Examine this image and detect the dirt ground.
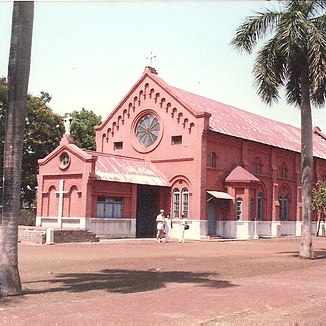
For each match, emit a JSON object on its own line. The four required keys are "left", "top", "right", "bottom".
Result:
{"left": 1, "top": 236, "right": 326, "bottom": 325}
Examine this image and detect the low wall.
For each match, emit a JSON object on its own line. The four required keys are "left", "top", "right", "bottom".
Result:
{"left": 87, "top": 218, "right": 136, "bottom": 239}
{"left": 0, "top": 226, "right": 99, "bottom": 244}
{"left": 19, "top": 227, "right": 46, "bottom": 244}
{"left": 53, "top": 229, "right": 99, "bottom": 243}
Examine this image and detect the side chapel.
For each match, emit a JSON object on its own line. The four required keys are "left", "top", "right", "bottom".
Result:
{"left": 36, "top": 67, "right": 326, "bottom": 240}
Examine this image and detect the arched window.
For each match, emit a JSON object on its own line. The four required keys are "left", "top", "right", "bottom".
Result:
{"left": 279, "top": 194, "right": 289, "bottom": 221}
{"left": 279, "top": 195, "right": 283, "bottom": 220}
{"left": 210, "top": 152, "right": 217, "bottom": 168}
{"left": 250, "top": 198, "right": 254, "bottom": 221}
{"left": 284, "top": 195, "right": 289, "bottom": 221}
{"left": 280, "top": 163, "right": 288, "bottom": 179}
{"left": 257, "top": 192, "right": 263, "bottom": 221}
{"left": 173, "top": 188, "right": 180, "bottom": 219}
{"left": 236, "top": 198, "right": 243, "bottom": 221}
{"left": 253, "top": 158, "right": 262, "bottom": 175}
{"left": 181, "top": 188, "right": 189, "bottom": 218}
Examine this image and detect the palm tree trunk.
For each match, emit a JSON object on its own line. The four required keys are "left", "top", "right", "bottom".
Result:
{"left": 0, "top": 1, "right": 34, "bottom": 296}
{"left": 299, "top": 64, "right": 314, "bottom": 259}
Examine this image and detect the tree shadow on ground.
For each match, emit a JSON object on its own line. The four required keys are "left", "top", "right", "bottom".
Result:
{"left": 278, "top": 249, "right": 326, "bottom": 259}
{"left": 23, "top": 269, "right": 236, "bottom": 295}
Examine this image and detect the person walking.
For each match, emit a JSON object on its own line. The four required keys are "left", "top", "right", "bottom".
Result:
{"left": 156, "top": 209, "right": 165, "bottom": 243}
{"left": 164, "top": 213, "right": 173, "bottom": 242}
{"left": 179, "top": 214, "right": 186, "bottom": 243}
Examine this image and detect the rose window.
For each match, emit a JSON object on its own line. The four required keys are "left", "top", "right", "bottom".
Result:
{"left": 135, "top": 114, "right": 160, "bottom": 147}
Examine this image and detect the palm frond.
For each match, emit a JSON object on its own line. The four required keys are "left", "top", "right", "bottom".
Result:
{"left": 307, "top": 24, "right": 326, "bottom": 105}
{"left": 231, "top": 0, "right": 326, "bottom": 107}
{"left": 285, "top": 60, "right": 302, "bottom": 106}
{"left": 253, "top": 38, "right": 286, "bottom": 105}
{"left": 306, "top": 0, "right": 326, "bottom": 18}
{"left": 275, "top": 10, "right": 311, "bottom": 60}
{"left": 311, "top": 14, "right": 326, "bottom": 31}
{"left": 230, "top": 9, "right": 281, "bottom": 54}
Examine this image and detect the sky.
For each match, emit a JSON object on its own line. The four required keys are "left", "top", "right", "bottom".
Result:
{"left": 0, "top": 1, "right": 325, "bottom": 132}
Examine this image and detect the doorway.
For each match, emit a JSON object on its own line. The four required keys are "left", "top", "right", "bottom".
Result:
{"left": 136, "top": 185, "right": 160, "bottom": 238}
{"left": 207, "top": 200, "right": 217, "bottom": 235}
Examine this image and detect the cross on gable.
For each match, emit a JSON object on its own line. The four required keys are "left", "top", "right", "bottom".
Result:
{"left": 146, "top": 51, "right": 156, "bottom": 67}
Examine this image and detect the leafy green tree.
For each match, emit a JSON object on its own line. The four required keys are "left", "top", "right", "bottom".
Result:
{"left": 0, "top": 79, "right": 64, "bottom": 208}
{"left": 22, "top": 94, "right": 64, "bottom": 207}
{"left": 1, "top": 1, "right": 34, "bottom": 297}
{"left": 68, "top": 108, "right": 101, "bottom": 150}
{"left": 312, "top": 181, "right": 326, "bottom": 236}
{"left": 231, "top": 0, "right": 326, "bottom": 259}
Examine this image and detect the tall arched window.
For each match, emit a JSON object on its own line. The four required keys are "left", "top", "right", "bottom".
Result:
{"left": 236, "top": 198, "right": 243, "bottom": 221}
{"left": 257, "top": 192, "right": 263, "bottom": 221}
{"left": 173, "top": 188, "right": 180, "bottom": 218}
{"left": 279, "top": 194, "right": 289, "bottom": 221}
{"left": 253, "top": 158, "right": 262, "bottom": 175}
{"left": 181, "top": 188, "right": 189, "bottom": 218}
{"left": 284, "top": 195, "right": 289, "bottom": 221}
{"left": 250, "top": 198, "right": 254, "bottom": 221}
{"left": 210, "top": 152, "right": 217, "bottom": 168}
{"left": 279, "top": 195, "right": 283, "bottom": 220}
{"left": 280, "top": 163, "right": 288, "bottom": 179}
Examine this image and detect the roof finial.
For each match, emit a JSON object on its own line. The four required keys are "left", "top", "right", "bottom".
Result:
{"left": 146, "top": 50, "right": 156, "bottom": 67}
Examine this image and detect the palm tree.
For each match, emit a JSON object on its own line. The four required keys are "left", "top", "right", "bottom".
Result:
{"left": 0, "top": 1, "right": 34, "bottom": 296}
{"left": 231, "top": 0, "right": 326, "bottom": 259}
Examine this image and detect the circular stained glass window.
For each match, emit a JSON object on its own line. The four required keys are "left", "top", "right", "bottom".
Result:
{"left": 135, "top": 114, "right": 160, "bottom": 147}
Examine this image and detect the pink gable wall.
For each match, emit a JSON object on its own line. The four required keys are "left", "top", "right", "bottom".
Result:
{"left": 95, "top": 68, "right": 211, "bottom": 219}
{"left": 37, "top": 136, "right": 96, "bottom": 220}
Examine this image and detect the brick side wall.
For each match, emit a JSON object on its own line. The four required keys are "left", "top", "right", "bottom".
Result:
{"left": 53, "top": 230, "right": 99, "bottom": 243}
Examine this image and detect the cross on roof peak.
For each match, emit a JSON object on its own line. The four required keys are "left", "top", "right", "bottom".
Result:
{"left": 146, "top": 51, "right": 156, "bottom": 67}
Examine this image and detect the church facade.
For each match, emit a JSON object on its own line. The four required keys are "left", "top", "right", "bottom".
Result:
{"left": 36, "top": 67, "right": 326, "bottom": 240}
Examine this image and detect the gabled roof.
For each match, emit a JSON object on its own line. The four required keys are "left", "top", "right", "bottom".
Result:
{"left": 85, "top": 150, "right": 169, "bottom": 187}
{"left": 225, "top": 166, "right": 260, "bottom": 183}
{"left": 167, "top": 86, "right": 326, "bottom": 160}
{"left": 98, "top": 68, "right": 326, "bottom": 160}
{"left": 96, "top": 67, "right": 201, "bottom": 131}
{"left": 38, "top": 135, "right": 96, "bottom": 165}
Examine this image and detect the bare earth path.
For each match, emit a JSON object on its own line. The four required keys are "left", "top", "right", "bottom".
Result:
{"left": 1, "top": 236, "right": 326, "bottom": 325}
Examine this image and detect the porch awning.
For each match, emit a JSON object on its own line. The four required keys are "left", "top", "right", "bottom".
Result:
{"left": 93, "top": 153, "right": 169, "bottom": 187}
{"left": 207, "top": 191, "right": 234, "bottom": 200}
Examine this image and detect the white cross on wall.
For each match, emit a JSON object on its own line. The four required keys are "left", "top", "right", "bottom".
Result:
{"left": 55, "top": 179, "right": 69, "bottom": 228}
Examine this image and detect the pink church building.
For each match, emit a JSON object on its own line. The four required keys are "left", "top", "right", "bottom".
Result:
{"left": 36, "top": 67, "right": 326, "bottom": 240}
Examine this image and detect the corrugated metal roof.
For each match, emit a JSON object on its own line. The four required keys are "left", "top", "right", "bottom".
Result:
{"left": 207, "top": 191, "right": 234, "bottom": 200}
{"left": 167, "top": 85, "right": 326, "bottom": 160}
{"left": 86, "top": 151, "right": 169, "bottom": 187}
